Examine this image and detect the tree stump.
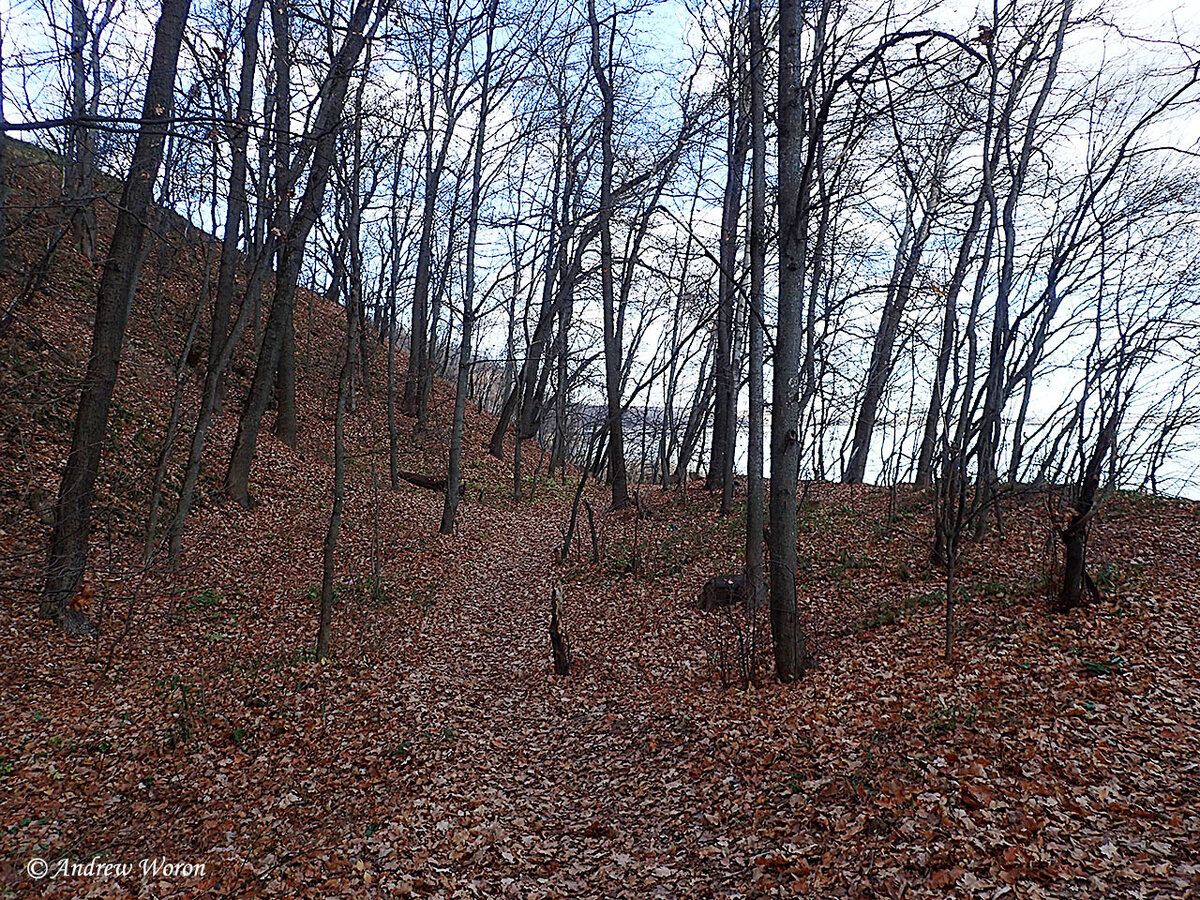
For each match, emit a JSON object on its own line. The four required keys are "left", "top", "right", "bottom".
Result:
{"left": 550, "top": 583, "right": 571, "bottom": 676}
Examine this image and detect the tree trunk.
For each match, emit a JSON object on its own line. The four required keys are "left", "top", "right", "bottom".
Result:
{"left": 210, "top": 0, "right": 265, "bottom": 403}
{"left": 549, "top": 584, "right": 571, "bottom": 676}
{"left": 976, "top": 1, "right": 1072, "bottom": 509}
{"left": 673, "top": 347, "right": 713, "bottom": 486}
{"left": 42, "top": 0, "right": 192, "bottom": 634}
{"left": 768, "top": 0, "right": 816, "bottom": 681}
{"left": 167, "top": 249, "right": 268, "bottom": 567}
{"left": 1057, "top": 411, "right": 1115, "bottom": 611}
{"left": 442, "top": 0, "right": 497, "bottom": 534}
{"left": 271, "top": 0, "right": 297, "bottom": 446}
{"left": 162, "top": 0, "right": 266, "bottom": 565}
{"left": 0, "top": 23, "right": 9, "bottom": 277}
{"left": 316, "top": 246, "right": 360, "bottom": 662}
{"left": 745, "top": 0, "right": 766, "bottom": 608}
{"left": 65, "top": 0, "right": 98, "bottom": 262}
{"left": 588, "top": 0, "right": 630, "bottom": 510}
{"left": 844, "top": 199, "right": 936, "bottom": 484}
{"left": 275, "top": 310, "right": 297, "bottom": 444}
{"left": 143, "top": 261, "right": 207, "bottom": 565}
{"left": 403, "top": 69, "right": 457, "bottom": 429}
{"left": 225, "top": 0, "right": 382, "bottom": 507}
{"left": 709, "top": 53, "right": 746, "bottom": 506}
{"left": 386, "top": 157, "right": 403, "bottom": 489}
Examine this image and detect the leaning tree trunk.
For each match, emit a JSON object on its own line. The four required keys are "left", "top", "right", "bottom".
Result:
{"left": 212, "top": 0, "right": 265, "bottom": 397}
{"left": 42, "top": 0, "right": 192, "bottom": 634}
{"left": 403, "top": 88, "right": 455, "bottom": 428}
{"left": 1056, "top": 411, "right": 1116, "bottom": 612}
{"left": 166, "top": 250, "right": 268, "bottom": 567}
{"left": 914, "top": 87, "right": 999, "bottom": 486}
{"left": 162, "top": 0, "right": 265, "bottom": 568}
{"left": 317, "top": 78, "right": 368, "bottom": 660}
{"left": 143, "top": 270, "right": 206, "bottom": 565}
{"left": 844, "top": 202, "right": 935, "bottom": 484}
{"left": 225, "top": 0, "right": 381, "bottom": 507}
{"left": 976, "top": 0, "right": 1072, "bottom": 521}
{"left": 673, "top": 350, "right": 713, "bottom": 487}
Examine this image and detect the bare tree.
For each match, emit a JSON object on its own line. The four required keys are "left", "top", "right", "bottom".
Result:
{"left": 225, "top": 0, "right": 388, "bottom": 508}
{"left": 42, "top": 0, "right": 193, "bottom": 634}
{"left": 588, "top": 0, "right": 631, "bottom": 510}
{"left": 442, "top": 0, "right": 500, "bottom": 533}
{"left": 744, "top": 0, "right": 766, "bottom": 607}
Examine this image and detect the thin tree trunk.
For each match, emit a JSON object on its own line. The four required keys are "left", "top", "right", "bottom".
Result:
{"left": 386, "top": 155, "right": 403, "bottom": 489}
{"left": 1057, "top": 411, "right": 1116, "bottom": 611}
{"left": 209, "top": 0, "right": 265, "bottom": 409}
{"left": 588, "top": 0, "right": 630, "bottom": 510}
{"left": 710, "top": 26, "right": 747, "bottom": 508}
{"left": 143, "top": 251, "right": 208, "bottom": 565}
{"left": 745, "top": 0, "right": 766, "bottom": 607}
{"left": 977, "top": 1, "right": 1072, "bottom": 505}
{"left": 0, "top": 27, "right": 11, "bottom": 276}
{"left": 316, "top": 244, "right": 360, "bottom": 662}
{"left": 66, "top": 0, "right": 97, "bottom": 262}
{"left": 442, "top": 0, "right": 497, "bottom": 534}
{"left": 166, "top": 249, "right": 268, "bottom": 567}
{"left": 844, "top": 198, "right": 937, "bottom": 484}
{"left": 404, "top": 66, "right": 458, "bottom": 428}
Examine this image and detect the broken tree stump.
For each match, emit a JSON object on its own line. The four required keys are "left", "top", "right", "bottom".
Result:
{"left": 698, "top": 574, "right": 755, "bottom": 611}
{"left": 550, "top": 583, "right": 571, "bottom": 676}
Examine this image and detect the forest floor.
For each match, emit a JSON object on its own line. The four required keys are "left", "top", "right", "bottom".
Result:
{"left": 2, "top": 144, "right": 1200, "bottom": 899}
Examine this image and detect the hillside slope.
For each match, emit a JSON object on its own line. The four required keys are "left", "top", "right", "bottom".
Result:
{"left": 1, "top": 150, "right": 1199, "bottom": 899}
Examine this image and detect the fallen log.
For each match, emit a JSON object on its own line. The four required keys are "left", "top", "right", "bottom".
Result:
{"left": 397, "top": 470, "right": 447, "bottom": 491}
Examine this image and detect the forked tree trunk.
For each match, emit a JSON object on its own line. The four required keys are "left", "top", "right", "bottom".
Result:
{"left": 225, "top": 0, "right": 382, "bottom": 507}
{"left": 1056, "top": 412, "right": 1116, "bottom": 612}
